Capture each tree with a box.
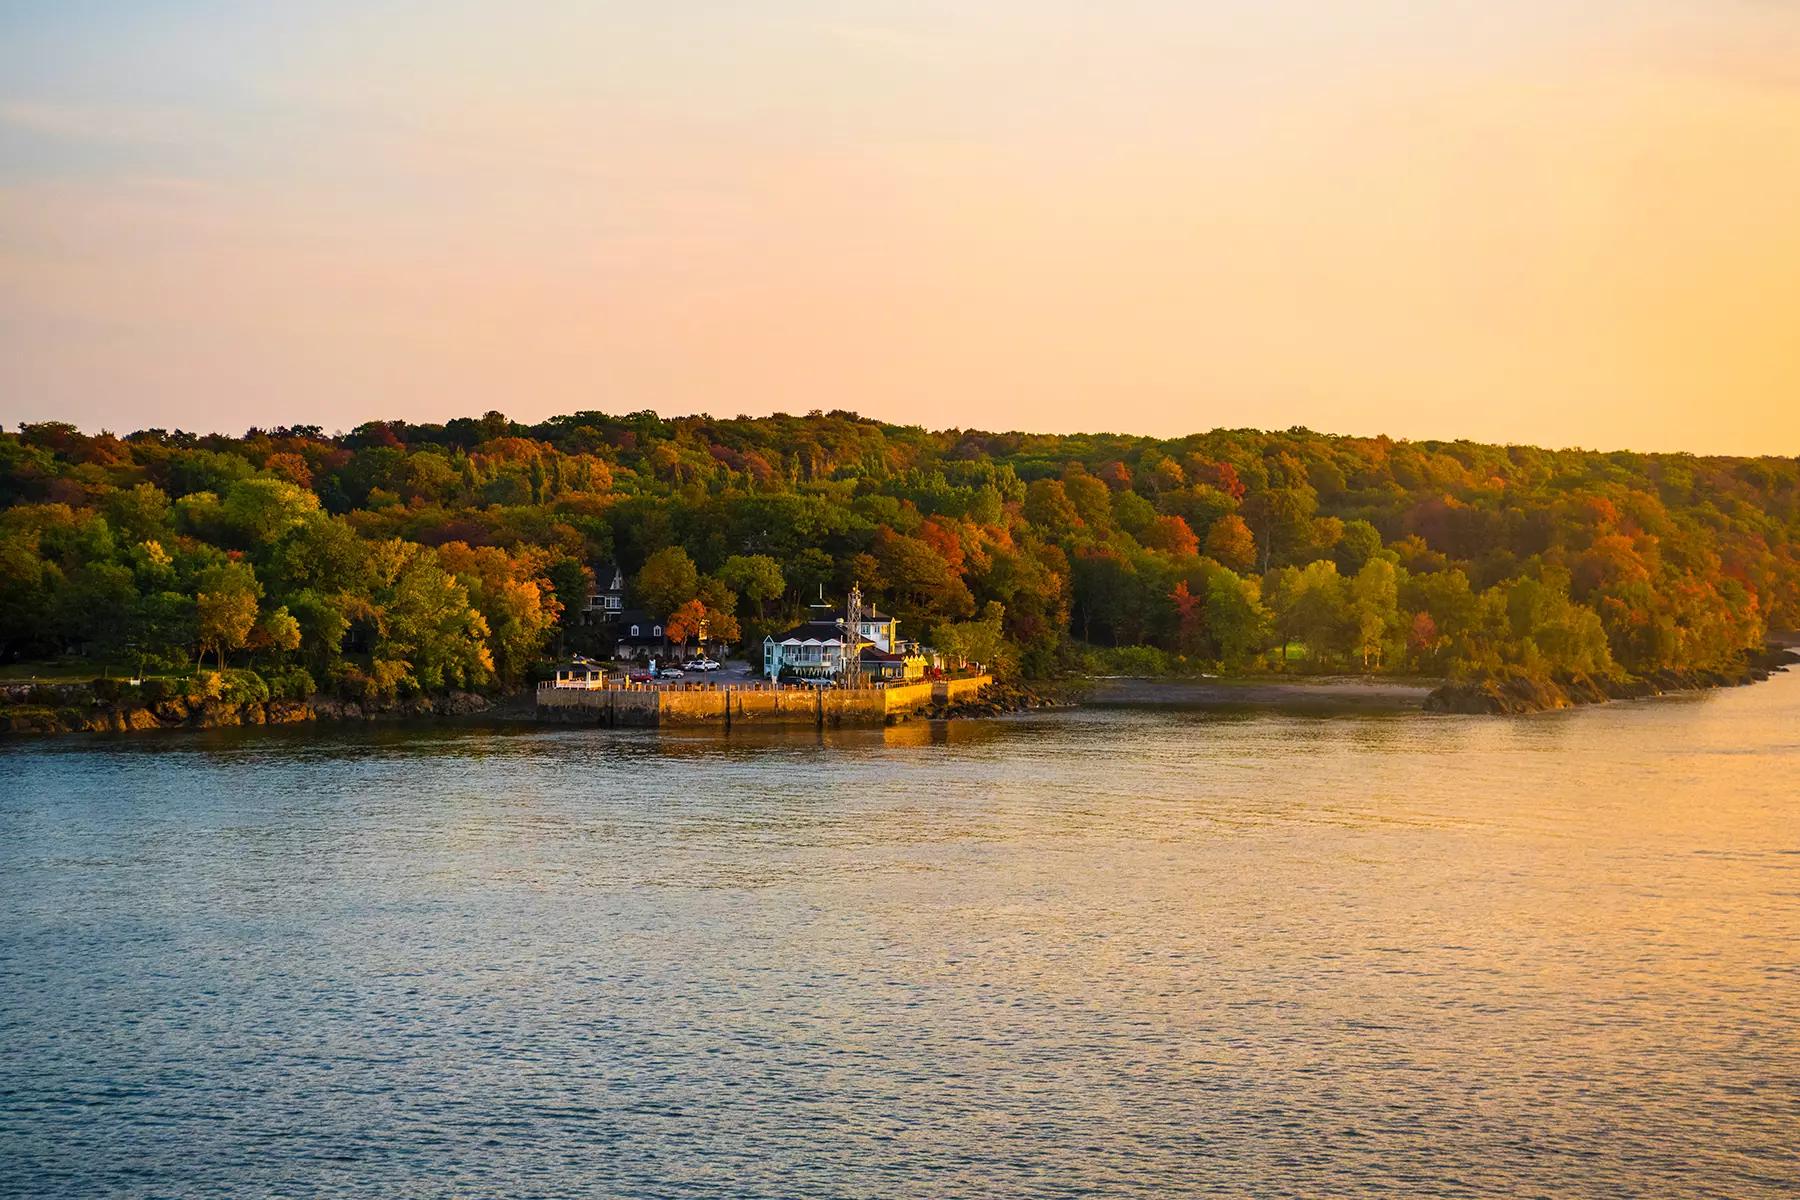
[196,589,260,670]
[103,484,171,543]
[0,530,53,660]
[696,577,742,646]
[546,559,594,631]
[1204,514,1257,572]
[1268,560,1351,666]
[436,542,564,684]
[369,541,493,690]
[1349,559,1402,668]
[59,562,139,660]
[665,598,711,659]
[251,605,303,657]
[718,554,785,617]
[1206,570,1273,668]
[219,477,322,547]
[934,602,1011,674]
[287,589,350,671]
[1335,519,1384,575]
[1142,515,1199,558]
[269,514,373,597]
[133,590,197,671]
[1112,489,1158,540]
[1023,479,1078,535]
[1170,580,1206,657]
[873,529,975,627]
[637,546,699,618]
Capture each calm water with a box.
[3,677,1799,1198]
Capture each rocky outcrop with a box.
[2,687,500,735]
[921,679,1080,721]
[1424,649,1799,715]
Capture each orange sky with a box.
[2,2,1798,452]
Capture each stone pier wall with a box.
[536,676,991,728]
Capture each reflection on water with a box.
[3,676,1799,1197]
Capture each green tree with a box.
[637,546,699,618]
[370,541,493,690]
[220,478,322,547]
[1335,519,1385,575]
[103,483,171,543]
[1349,558,1403,668]
[1023,479,1078,535]
[253,605,303,658]
[718,554,785,617]
[1206,570,1273,668]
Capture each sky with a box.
[2,1,1799,454]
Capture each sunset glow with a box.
[3,1,1798,451]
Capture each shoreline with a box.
[1083,675,1438,712]
[7,647,1797,736]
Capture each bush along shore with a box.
[1,669,494,734]
[1423,646,1800,715]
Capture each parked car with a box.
[682,658,722,672]
[657,668,686,680]
[626,669,657,684]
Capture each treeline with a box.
[3,410,1795,693]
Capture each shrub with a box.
[91,677,122,703]
[218,668,270,705]
[1107,645,1173,677]
[338,665,369,700]
[138,678,174,704]
[186,670,224,702]
[263,666,317,701]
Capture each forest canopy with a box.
[3,411,1794,694]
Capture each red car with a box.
[626,669,658,684]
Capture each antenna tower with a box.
[845,582,864,687]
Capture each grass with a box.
[0,659,197,684]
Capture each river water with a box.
[3,675,1798,1198]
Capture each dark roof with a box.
[767,619,847,643]
[612,610,668,642]
[591,560,625,590]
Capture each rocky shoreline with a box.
[1,682,498,735]
[1422,647,1800,715]
[921,678,1084,721]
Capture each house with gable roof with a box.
[762,595,930,682]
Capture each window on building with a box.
[630,625,640,637]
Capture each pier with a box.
[534,676,993,728]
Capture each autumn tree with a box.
[1204,515,1257,572]
[196,589,260,669]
